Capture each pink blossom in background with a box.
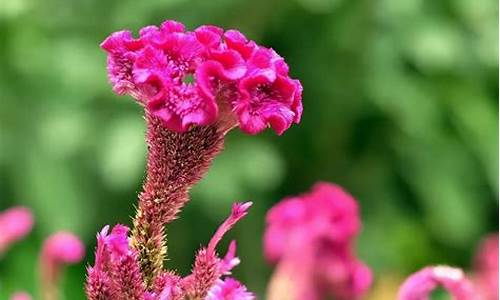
[0,206,34,253]
[40,231,85,300]
[9,292,32,300]
[264,182,372,300]
[397,266,479,300]
[101,20,302,135]
[206,278,255,300]
[473,234,499,300]
[41,232,86,276]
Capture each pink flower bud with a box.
[40,232,85,300]
[0,206,34,253]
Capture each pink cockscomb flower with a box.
[101,20,302,135]
[398,266,479,300]
[40,231,85,300]
[473,234,499,300]
[264,182,372,300]
[0,206,34,254]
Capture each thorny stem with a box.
[131,113,225,288]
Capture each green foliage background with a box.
[0,0,497,298]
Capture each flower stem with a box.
[131,113,225,288]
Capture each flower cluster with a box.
[263,182,372,300]
[86,202,254,300]
[397,266,478,300]
[101,20,302,135]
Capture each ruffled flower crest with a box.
[101,20,302,135]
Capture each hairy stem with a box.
[131,113,225,288]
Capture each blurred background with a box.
[0,0,498,298]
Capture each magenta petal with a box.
[155,109,185,132]
[209,50,246,80]
[107,224,130,257]
[224,30,256,60]
[100,30,133,53]
[262,105,294,135]
[235,108,267,135]
[160,20,185,33]
[195,25,223,48]
[292,79,303,123]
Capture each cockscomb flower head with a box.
[101,20,302,135]
[0,206,34,254]
[397,266,479,300]
[264,182,371,300]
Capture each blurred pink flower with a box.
[264,182,372,300]
[10,292,32,300]
[0,206,34,253]
[40,231,85,300]
[473,234,499,300]
[398,266,479,300]
[101,20,302,135]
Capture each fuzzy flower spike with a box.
[183,202,253,300]
[85,202,254,300]
[99,20,303,289]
